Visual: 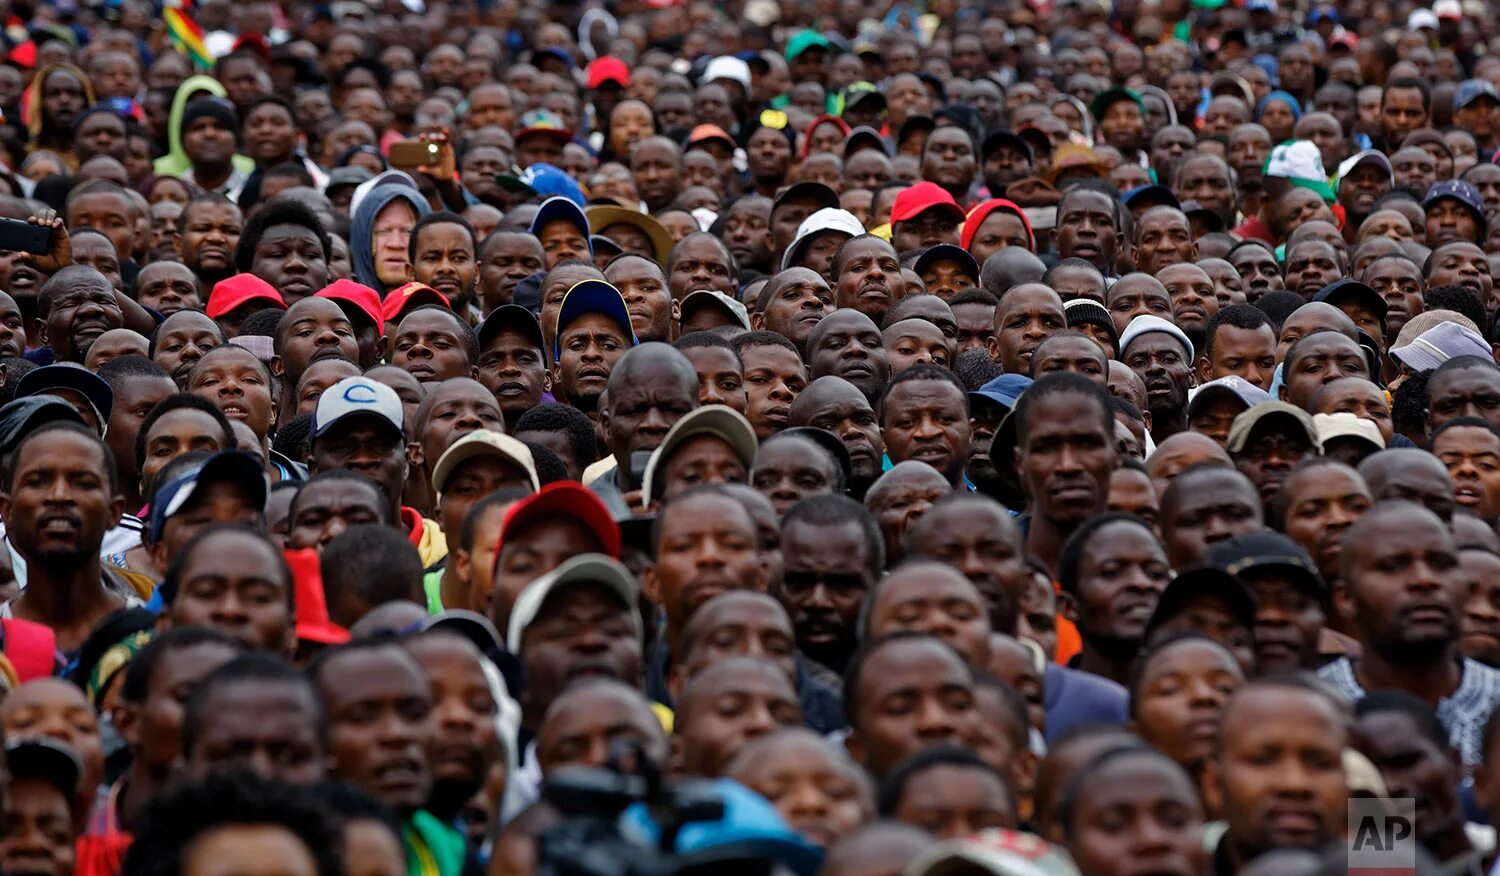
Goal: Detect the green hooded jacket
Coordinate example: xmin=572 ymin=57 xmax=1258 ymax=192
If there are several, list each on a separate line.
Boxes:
xmin=152 ymin=74 xmax=255 ymax=178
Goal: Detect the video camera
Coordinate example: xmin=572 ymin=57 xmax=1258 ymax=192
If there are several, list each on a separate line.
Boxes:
xmin=534 ymin=743 xmax=815 ymax=876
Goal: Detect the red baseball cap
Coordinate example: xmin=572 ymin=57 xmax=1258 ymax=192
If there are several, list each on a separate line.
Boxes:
xmin=382 ymin=282 xmax=450 ymax=324
xmin=961 ymin=198 xmax=1035 ymax=253
xmin=496 ymin=482 xmax=621 ymax=564
xmin=586 ymin=56 xmax=630 ymax=89
xmin=206 ymin=274 xmax=286 ymax=319
xmin=316 ymin=279 xmax=382 ymax=330
xmin=285 ymin=547 xmax=351 ymax=646
xmin=891 ymin=181 xmax=966 ymax=225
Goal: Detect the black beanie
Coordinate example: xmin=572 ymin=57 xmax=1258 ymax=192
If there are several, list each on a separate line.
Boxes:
xmin=180 ymin=96 xmax=239 ymax=141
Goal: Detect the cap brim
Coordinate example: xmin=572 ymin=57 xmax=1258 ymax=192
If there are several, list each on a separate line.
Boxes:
xmin=17 ymin=367 xmax=113 ymax=423
xmin=432 ymin=431 xmax=541 ymax=494
xmin=505 ymin=553 xmax=638 ymax=651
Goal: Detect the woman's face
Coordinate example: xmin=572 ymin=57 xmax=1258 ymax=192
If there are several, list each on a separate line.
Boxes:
xmin=148 ymin=178 xmax=192 ymax=206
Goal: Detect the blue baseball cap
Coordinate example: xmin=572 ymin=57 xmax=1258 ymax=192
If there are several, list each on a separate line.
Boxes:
xmin=622 ymin=779 xmax=821 ymax=876
xmin=508 ymin=164 xmax=586 ymax=206
xmin=149 ymin=450 xmax=267 ymax=544
xmin=970 ymin=374 xmax=1033 ymax=413
xmin=1457 ymin=79 xmax=1500 ymax=110
xmin=1423 ymin=179 xmax=1488 ymax=235
xmin=529 ymin=195 xmax=594 ymax=251
xmin=553 ymin=279 xmax=637 ymax=362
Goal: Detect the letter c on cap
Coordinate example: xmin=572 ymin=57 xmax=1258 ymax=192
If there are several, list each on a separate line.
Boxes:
xmin=343 ymin=383 xmax=378 ymax=405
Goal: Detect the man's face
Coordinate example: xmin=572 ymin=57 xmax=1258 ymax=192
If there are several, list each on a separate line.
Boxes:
xmin=1234 ymin=422 xmax=1316 ymax=506
xmin=1363 ymin=257 xmax=1422 ymax=340
xmin=411 ymin=223 xmax=477 ymax=306
xmin=392 ymin=310 xmax=473 ymax=384
xmin=477 ymin=329 xmax=548 ymax=422
xmin=1099 ymin=99 xmax=1145 ymax=152
xmin=68 ymin=193 xmax=134 ymax=264
xmin=43 ymin=274 xmax=124 ymax=365
xmin=554 ymin=314 xmax=630 ymax=409
xmin=251 ymin=224 xmax=329 ymax=305
xmin=677 ymin=661 xmax=801 ymax=777
xmin=1382 ymin=87 xmax=1428 ymax=144
xmin=779 ymin=518 xmax=873 ymax=666
xmin=1162 ymin=474 xmax=1262 ymax=568
xmin=155 ymin=311 xmax=223 ymax=389
xmin=168 ymin=530 xmax=290 ymax=653
xmin=669 ymin=236 xmax=736 ymax=301
xmin=1203 ymin=324 xmax=1277 ymax=390
xmin=520 ymin=582 xmax=641 ymax=717
xmin=1124 ymin=333 xmax=1193 ymax=421
xmin=991 ymin=286 xmax=1066 ymax=374
xmin=892 ymin=208 xmax=962 ymax=253
xmin=808 ymin=312 xmax=890 ymax=402
xmin=125 ymin=638 xmax=241 ymax=775
xmin=1426 ymin=198 xmax=1480 ymax=248
xmin=1073 ymin=519 xmax=1171 ymax=645
xmin=1336 ymin=163 xmax=1390 ymax=221
xmin=318 ymin=646 xmax=435 ymax=815
xmin=740 ymin=343 xmax=807 ymax=440
xmin=1428 ymin=243 xmax=1493 ymax=309
xmin=1158 ymin=264 xmax=1219 ymax=339
xmin=921 ymin=128 xmax=977 ymax=192
xmin=188 ymin=679 xmax=326 ymax=784
xmin=850 ymin=638 xmax=978 ymax=778
xmin=184 ymin=116 xmax=236 ymax=168
xmin=630 ymin=141 xmax=680 ymax=211
xmin=648 ymin=495 xmax=764 ymax=636
xmin=1056 ymin=191 xmax=1120 ymax=272
xmin=1176 ymin=157 xmax=1235 ymax=223
xmin=604 ymin=257 xmax=675 ymax=344
xmin=907 ymin=502 xmax=1028 ymax=635
xmin=1281 ymin=463 xmax=1372 ymax=588
xmin=179 ymin=202 xmax=243 ymax=282
xmin=983 ymin=144 xmax=1032 ymax=192
xmin=1356 ymin=709 xmax=1465 ymax=847
xmin=1391 ymin=148 xmax=1437 ymax=195
xmin=1283 ymin=241 xmax=1343 ymax=299
xmin=1017 ymin=393 xmax=1116 ymax=527
xmin=793 ymin=379 xmax=883 ymax=484
xmin=882 ymin=379 xmax=970 ymax=483
xmin=310 ymin=419 xmax=407 ymax=512
xmin=478 ymin=234 xmax=545 ymax=313
xmin=1428 ymin=365 xmax=1500 ymax=435
xmin=135 ymin=263 xmax=202 ymax=318
xmin=275 ymin=298 xmax=359 ymax=385
xmin=2 ymin=430 xmax=121 ymax=571
xmin=724 ymin=199 xmax=774 ymax=274
xmin=1283 ymin=332 xmax=1369 ymax=410
xmin=1228 ymin=245 xmax=1284 ymax=301
xmin=759 ymin=269 xmax=832 ymax=351
xmin=1218 ymin=688 xmax=1347 ymax=859
xmin=834 ymin=237 xmax=905 ymax=325
xmin=867 ymin=567 xmax=991 ymax=668
xmin=1134 ymin=210 xmax=1195 ymax=276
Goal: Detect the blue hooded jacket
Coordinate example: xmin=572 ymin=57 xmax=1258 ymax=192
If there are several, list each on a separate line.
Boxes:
xmin=350 ymin=178 xmax=432 ymax=294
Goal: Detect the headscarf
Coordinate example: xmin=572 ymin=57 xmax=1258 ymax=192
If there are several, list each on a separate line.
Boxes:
xmin=21 ymin=63 xmax=93 ymax=149
xmin=350 ymin=177 xmax=432 ymax=294
xmin=1255 ymin=90 xmax=1303 ymax=123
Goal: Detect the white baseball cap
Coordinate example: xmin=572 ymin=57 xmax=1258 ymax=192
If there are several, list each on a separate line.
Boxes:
xmin=781 ymin=207 xmax=866 ymax=270
xmin=313 ymin=376 xmax=404 ymax=438
xmin=704 ymin=56 xmax=752 ymax=93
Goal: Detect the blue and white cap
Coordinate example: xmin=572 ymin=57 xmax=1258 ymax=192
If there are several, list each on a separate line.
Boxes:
xmin=313 ymin=376 xmax=404 ymax=438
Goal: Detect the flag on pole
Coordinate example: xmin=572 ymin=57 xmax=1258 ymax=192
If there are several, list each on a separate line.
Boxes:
xmin=164 ymin=0 xmax=211 ymax=70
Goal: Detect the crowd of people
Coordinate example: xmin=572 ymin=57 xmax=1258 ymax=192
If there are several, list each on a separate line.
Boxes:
xmin=0 ymin=0 xmax=1495 ymax=873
